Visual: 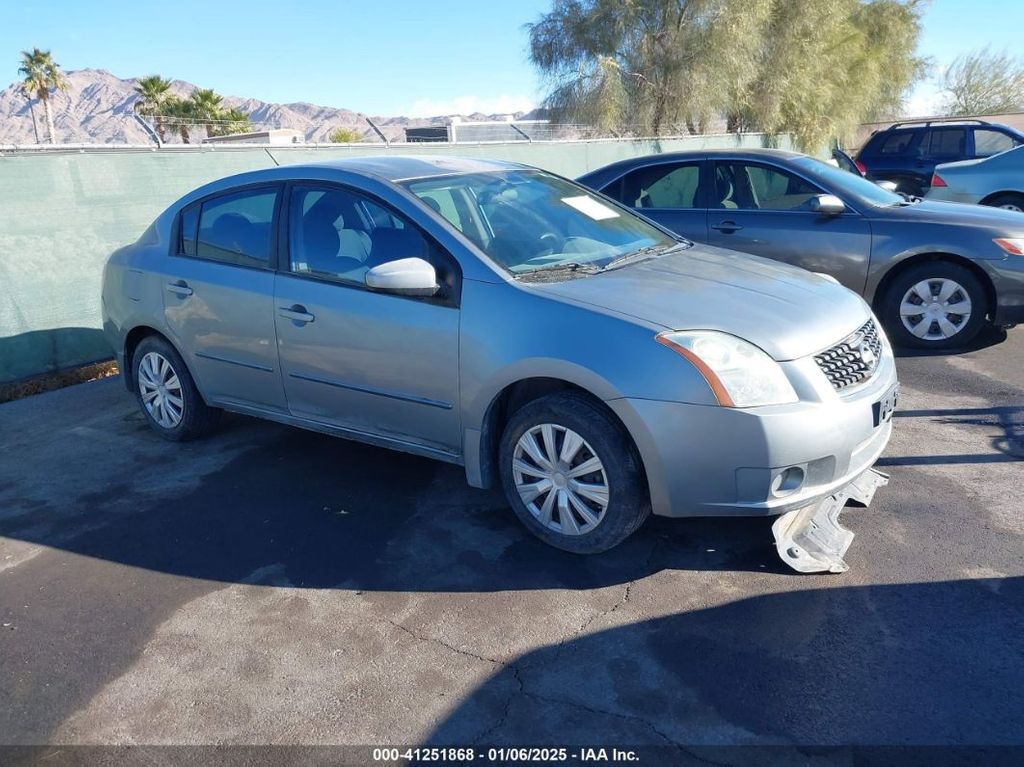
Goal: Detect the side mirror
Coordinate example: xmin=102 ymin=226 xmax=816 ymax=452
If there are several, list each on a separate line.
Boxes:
xmin=365 ymin=257 xmax=439 ymax=296
xmin=809 ymin=194 xmax=846 ymax=216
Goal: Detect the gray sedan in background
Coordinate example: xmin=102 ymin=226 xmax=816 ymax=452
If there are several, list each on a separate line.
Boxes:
xmin=926 ymin=144 xmax=1024 ymax=212
xmin=103 ymin=157 xmax=897 ymax=572
xmin=579 ymin=149 xmax=1024 ymax=349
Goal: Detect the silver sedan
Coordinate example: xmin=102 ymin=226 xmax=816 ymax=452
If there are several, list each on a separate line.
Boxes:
xmin=102 ymin=157 xmax=898 ymax=572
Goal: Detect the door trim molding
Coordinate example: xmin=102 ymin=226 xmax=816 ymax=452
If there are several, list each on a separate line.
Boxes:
xmin=195 ymin=351 xmax=275 ymax=373
xmin=288 ymin=371 xmax=453 ymax=410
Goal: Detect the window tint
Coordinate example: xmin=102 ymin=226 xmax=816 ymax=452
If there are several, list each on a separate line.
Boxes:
xmin=713 ymin=163 xmax=821 ymax=211
xmin=974 ymin=129 xmax=1017 ymax=157
xmin=613 ymin=163 xmax=702 ymax=208
xmin=288 ymin=185 xmax=439 ymax=291
xmin=179 ymin=203 xmax=199 ymax=256
xmin=922 ymin=128 xmax=966 ymax=158
xmin=195 ymin=188 xmax=277 ymax=268
xmin=876 ymin=131 xmax=915 ymax=155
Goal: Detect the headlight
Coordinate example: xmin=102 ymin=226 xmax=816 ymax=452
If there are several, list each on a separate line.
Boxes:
xmin=994 ymin=238 xmax=1024 ymax=256
xmin=656 ymin=331 xmax=798 ymax=407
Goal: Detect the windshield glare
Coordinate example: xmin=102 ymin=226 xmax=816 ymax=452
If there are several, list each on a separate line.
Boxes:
xmin=402 ymin=170 xmax=679 ymax=274
xmin=794 ymin=156 xmax=905 ymax=207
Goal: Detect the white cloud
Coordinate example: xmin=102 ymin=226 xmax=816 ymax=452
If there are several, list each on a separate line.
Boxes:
xmin=405 ymin=94 xmax=537 ymax=118
xmin=902 ymin=83 xmax=945 ymax=118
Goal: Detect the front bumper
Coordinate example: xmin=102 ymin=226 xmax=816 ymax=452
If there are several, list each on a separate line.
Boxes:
xmin=980 ymin=256 xmax=1024 ymax=327
xmin=608 ymin=350 xmax=898 ymax=519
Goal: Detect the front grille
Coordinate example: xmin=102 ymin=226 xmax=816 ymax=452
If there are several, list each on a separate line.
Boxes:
xmin=814 ymin=319 xmax=883 ymax=391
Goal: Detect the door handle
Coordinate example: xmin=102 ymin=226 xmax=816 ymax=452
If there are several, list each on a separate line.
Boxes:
xmin=278 ymin=305 xmax=315 ymax=324
xmin=711 ymin=221 xmax=743 ymax=233
xmin=166 ymin=281 xmax=193 ymax=297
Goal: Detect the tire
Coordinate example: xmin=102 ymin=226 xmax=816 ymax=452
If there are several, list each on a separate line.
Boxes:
xmin=984 ymin=193 xmax=1024 ymax=213
xmin=880 ymin=261 xmax=989 ymax=350
xmin=132 ymin=335 xmax=220 ymax=441
xmin=498 ymin=391 xmax=650 ymax=554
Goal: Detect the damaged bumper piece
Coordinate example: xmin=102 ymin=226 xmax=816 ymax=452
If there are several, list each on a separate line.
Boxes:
xmin=772 ymin=468 xmax=889 ymax=574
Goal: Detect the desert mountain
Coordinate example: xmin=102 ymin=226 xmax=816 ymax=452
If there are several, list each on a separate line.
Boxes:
xmin=0 ymin=68 xmax=535 ymax=145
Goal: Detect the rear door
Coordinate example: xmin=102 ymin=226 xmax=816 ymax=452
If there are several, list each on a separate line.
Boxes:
xmin=706 ymin=160 xmax=873 ymax=293
xmin=163 ymin=184 xmax=288 ymax=412
xmin=919 ymin=127 xmax=968 ymax=183
xmin=273 ymin=183 xmax=462 ymax=455
xmin=598 ymin=160 xmax=708 ymax=242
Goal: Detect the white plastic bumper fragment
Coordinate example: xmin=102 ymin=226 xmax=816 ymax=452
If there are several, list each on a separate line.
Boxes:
xmin=772 ymin=468 xmax=890 ymax=574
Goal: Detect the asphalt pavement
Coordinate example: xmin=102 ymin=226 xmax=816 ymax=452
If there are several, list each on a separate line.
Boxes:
xmin=1 ymin=326 xmax=1022 ymax=753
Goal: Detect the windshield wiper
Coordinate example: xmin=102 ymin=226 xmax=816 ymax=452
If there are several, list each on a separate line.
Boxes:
xmin=604 ymin=241 xmax=689 ymax=271
xmin=513 ymin=261 xmax=603 ymax=280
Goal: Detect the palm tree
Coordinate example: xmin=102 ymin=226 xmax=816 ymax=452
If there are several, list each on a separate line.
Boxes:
xmin=163 ymin=96 xmax=194 ymax=143
xmin=213 ymin=108 xmax=252 ymax=137
xmin=18 ymin=48 xmax=67 ymax=144
xmin=133 ymin=75 xmax=173 ymax=142
xmin=189 ymin=88 xmax=225 ymax=138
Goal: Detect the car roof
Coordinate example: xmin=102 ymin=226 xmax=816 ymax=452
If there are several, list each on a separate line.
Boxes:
xmin=576 ymin=148 xmax=806 ymax=181
xmin=284 ymin=155 xmax=528 ymax=182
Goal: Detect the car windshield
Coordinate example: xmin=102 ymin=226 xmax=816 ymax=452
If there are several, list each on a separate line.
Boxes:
xmin=401 ymin=169 xmax=681 ymax=276
xmin=793 ymin=155 xmax=905 ymax=207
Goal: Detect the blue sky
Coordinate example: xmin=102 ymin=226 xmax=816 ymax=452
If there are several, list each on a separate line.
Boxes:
xmin=3 ymin=0 xmax=1022 ymax=117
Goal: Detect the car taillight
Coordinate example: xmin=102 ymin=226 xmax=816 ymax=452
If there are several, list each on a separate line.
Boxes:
xmin=855 ymin=160 xmax=867 ymax=174
xmin=931 ymin=172 xmax=947 ymax=188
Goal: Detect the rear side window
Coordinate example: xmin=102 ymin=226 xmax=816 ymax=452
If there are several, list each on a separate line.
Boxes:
xmin=873 ymin=131 xmax=915 ymax=155
xmin=922 ymin=128 xmax=966 ymax=158
xmin=192 ymin=187 xmax=278 ymax=268
xmin=612 ymin=163 xmax=702 ymax=209
xmin=974 ymin=128 xmax=1018 ymax=157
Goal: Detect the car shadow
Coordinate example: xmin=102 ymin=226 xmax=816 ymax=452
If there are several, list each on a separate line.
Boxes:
xmin=0 ymin=416 xmax=792 ymax=593
xmin=421 ymin=576 xmax=1024 ymax=747
xmin=879 ymin=404 xmax=1024 ymax=466
xmin=894 ymin=323 xmax=1007 ymax=358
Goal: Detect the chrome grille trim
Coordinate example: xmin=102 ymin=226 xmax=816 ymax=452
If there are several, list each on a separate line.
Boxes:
xmin=814 ymin=319 xmax=883 ymax=391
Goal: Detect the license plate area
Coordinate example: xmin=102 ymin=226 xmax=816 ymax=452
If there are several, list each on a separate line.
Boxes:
xmin=872 ymin=382 xmax=899 ymax=427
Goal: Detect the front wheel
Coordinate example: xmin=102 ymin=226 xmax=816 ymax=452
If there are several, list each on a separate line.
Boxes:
xmin=499 ymin=392 xmax=650 ymax=554
xmin=880 ymin=262 xmax=988 ymax=350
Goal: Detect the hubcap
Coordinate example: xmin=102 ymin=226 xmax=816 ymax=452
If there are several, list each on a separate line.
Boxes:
xmin=138 ymin=351 xmax=184 ymax=428
xmin=512 ymin=423 xmax=609 ymax=536
xmin=899 ymin=278 xmax=972 ymax=341
xmin=999 ymin=203 xmax=1023 ymax=212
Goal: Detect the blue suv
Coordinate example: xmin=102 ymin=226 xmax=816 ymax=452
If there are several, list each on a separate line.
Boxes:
xmin=856 ymin=119 xmax=1024 ymax=197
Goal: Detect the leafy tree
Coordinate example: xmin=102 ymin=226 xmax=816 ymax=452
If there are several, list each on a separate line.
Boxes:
xmin=528 ymin=0 xmax=926 ymax=150
xmin=18 ymin=48 xmax=67 ymax=144
xmin=941 ymin=48 xmax=1024 ymax=116
xmin=210 ymin=108 xmax=253 ymax=137
xmin=329 ymin=126 xmax=363 ymax=143
xmin=133 ymin=75 xmax=174 ymax=142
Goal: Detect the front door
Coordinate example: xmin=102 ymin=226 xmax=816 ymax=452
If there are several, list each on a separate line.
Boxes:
xmin=706 ymin=161 xmax=873 ymax=294
xmin=273 ymin=183 xmax=461 ymax=454
xmin=162 ymin=184 xmax=287 ymax=412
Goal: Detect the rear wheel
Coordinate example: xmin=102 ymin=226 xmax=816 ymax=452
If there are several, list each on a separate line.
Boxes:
xmin=984 ymin=193 xmax=1024 ymax=213
xmin=499 ymin=392 xmax=650 ymax=554
xmin=133 ymin=335 xmax=220 ymax=441
xmin=881 ymin=262 xmax=988 ymax=350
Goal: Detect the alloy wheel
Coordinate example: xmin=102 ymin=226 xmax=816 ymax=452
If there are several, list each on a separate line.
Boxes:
xmin=998 ymin=202 xmax=1023 ymax=212
xmin=512 ymin=423 xmax=609 ymax=535
xmin=138 ymin=351 xmax=184 ymax=429
xmin=899 ymin=278 xmax=972 ymax=341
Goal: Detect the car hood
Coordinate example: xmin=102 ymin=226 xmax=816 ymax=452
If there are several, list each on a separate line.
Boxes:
xmin=872 ymin=199 xmax=1024 ymax=230
xmin=530 ymin=245 xmax=871 ymax=361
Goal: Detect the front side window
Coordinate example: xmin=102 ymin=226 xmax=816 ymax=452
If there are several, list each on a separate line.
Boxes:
xmin=974 ymin=128 xmax=1017 ymax=158
xmin=288 ymin=185 xmax=454 ymax=297
xmin=610 ymin=163 xmax=702 ymax=209
xmin=402 ymin=170 xmax=679 ymax=275
xmin=193 ymin=188 xmax=277 ymax=268
xmin=713 ymin=163 xmax=821 ymax=211
xmin=922 ymin=128 xmax=966 ymax=158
